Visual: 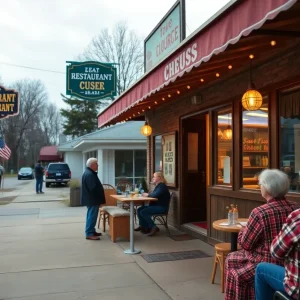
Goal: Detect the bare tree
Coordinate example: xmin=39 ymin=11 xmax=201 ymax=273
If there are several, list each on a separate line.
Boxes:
xmin=80 ymin=21 xmax=144 ymax=95
xmin=0 ymin=79 xmax=58 ymax=171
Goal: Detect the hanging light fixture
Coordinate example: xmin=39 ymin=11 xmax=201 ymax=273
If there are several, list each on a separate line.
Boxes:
xmin=242 ymin=56 xmax=263 ymax=111
xmin=223 ymin=113 xmax=232 ymax=139
xmin=140 ymin=121 xmax=152 ymax=136
xmin=217 ymin=127 xmax=223 ymax=138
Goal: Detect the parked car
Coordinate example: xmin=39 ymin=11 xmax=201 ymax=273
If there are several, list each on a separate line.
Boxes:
xmin=45 ymin=162 xmax=71 ymax=187
xmin=18 ymin=167 xmax=34 ymax=180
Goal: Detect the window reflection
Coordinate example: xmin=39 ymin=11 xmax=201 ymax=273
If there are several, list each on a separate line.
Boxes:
xmin=242 ymin=98 xmax=269 ymax=189
xmin=279 ymin=89 xmax=300 ymax=193
xmin=217 ymin=108 xmax=232 ymax=186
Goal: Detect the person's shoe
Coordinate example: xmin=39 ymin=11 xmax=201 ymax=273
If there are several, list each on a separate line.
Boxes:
xmin=141 ymin=228 xmax=151 ymax=234
xmin=40 ymin=191 xmax=44 ymax=194
xmin=134 ymin=226 xmax=144 ymax=231
xmin=93 ymin=232 xmax=102 ymax=236
xmin=147 ymin=227 xmax=160 ymax=236
xmin=36 ymin=192 xmax=39 ymax=194
xmin=86 ymin=235 xmax=100 ymax=240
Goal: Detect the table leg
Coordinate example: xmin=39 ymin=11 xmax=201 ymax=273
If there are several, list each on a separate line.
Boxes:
xmin=124 ymin=200 xmax=141 ymax=255
xmin=231 ymin=232 xmax=238 ymax=251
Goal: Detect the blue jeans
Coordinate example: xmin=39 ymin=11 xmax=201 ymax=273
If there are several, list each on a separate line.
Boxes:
xmin=36 ymin=176 xmax=43 ymax=193
xmin=137 ymin=205 xmax=166 ymax=229
xmin=255 ymin=262 xmax=287 ymax=300
xmin=85 ymin=205 xmax=99 ymax=237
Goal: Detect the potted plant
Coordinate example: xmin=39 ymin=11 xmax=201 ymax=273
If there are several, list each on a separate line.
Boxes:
xmin=68 ymin=179 xmax=81 ymax=207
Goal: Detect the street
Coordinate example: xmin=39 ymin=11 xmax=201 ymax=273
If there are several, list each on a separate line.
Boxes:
xmin=1 ymin=176 xmax=32 ymax=190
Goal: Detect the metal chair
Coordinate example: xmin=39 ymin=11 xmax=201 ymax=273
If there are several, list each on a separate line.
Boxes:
xmin=152 ymin=191 xmax=173 ymax=235
xmin=273 ymin=291 xmax=295 ymax=300
xmin=274 ymin=290 xmax=299 ymax=300
xmin=97 ymin=184 xmax=117 ymax=232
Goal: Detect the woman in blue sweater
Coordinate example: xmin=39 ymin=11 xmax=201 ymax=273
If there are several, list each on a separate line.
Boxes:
xmin=135 ymin=172 xmax=170 ymax=236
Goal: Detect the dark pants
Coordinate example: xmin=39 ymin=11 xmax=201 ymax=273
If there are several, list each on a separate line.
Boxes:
xmin=85 ymin=205 xmax=99 ymax=237
xmin=36 ymin=176 xmax=43 ymax=193
xmin=137 ymin=205 xmax=166 ymax=229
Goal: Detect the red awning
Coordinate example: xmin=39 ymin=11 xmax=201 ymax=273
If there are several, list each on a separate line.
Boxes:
xmin=98 ymin=0 xmax=297 ymax=128
xmin=39 ymin=146 xmax=63 ymax=161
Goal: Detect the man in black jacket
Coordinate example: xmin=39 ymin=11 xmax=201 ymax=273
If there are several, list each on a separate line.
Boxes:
xmin=81 ymin=158 xmax=106 ymax=240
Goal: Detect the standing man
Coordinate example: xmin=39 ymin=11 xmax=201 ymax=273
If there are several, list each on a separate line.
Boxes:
xmin=81 ymin=157 xmax=106 ymax=240
xmin=35 ymin=161 xmax=44 ymax=194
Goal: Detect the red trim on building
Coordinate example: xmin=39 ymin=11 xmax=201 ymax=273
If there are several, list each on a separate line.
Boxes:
xmin=39 ymin=146 xmax=63 ymax=162
xmin=98 ymin=0 xmax=297 ymax=128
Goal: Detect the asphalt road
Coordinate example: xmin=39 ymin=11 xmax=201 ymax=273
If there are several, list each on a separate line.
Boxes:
xmin=1 ymin=176 xmax=33 ymax=190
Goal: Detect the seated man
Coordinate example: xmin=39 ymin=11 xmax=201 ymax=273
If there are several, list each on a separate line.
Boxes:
xmin=134 ymin=172 xmax=170 ymax=236
xmin=255 ymin=208 xmax=300 ymax=300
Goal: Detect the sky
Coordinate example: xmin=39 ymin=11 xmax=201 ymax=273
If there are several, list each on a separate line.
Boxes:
xmin=0 ymin=0 xmax=231 ymax=109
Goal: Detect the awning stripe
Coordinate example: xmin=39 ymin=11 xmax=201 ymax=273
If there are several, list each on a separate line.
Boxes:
xmin=98 ymin=0 xmax=297 ymax=128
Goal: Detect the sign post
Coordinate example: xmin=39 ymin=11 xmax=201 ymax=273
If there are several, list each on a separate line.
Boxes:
xmin=66 ymin=61 xmax=117 ymax=101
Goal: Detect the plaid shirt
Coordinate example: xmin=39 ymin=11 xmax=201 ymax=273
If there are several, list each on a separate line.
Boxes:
xmin=225 ymin=198 xmax=300 ymax=300
xmin=271 ymin=208 xmax=300 ymax=300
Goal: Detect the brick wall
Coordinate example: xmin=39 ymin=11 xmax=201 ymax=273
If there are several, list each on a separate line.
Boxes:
xmin=147 ymin=44 xmax=300 ymax=229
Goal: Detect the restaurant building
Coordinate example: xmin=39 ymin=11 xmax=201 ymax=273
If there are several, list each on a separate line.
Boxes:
xmin=97 ymin=0 xmax=300 ymax=244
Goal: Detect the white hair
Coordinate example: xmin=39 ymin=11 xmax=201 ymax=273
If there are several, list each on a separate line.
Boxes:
xmin=258 ymin=169 xmax=290 ymax=198
xmin=86 ymin=157 xmax=98 ymax=168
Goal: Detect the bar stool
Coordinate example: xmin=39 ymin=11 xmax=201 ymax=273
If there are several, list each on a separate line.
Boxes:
xmin=211 ymin=242 xmax=231 ymax=293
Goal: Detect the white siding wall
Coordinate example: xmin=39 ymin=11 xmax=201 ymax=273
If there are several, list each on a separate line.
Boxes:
xmin=64 ymin=152 xmax=83 ymax=179
xmin=100 ymin=150 xmax=115 ymax=186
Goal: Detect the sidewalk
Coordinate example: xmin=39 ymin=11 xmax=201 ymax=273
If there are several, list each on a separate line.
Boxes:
xmin=0 ymin=182 xmax=224 ymax=300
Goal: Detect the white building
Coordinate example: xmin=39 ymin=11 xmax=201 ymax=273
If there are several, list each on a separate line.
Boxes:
xmin=58 ymin=121 xmax=147 ymax=186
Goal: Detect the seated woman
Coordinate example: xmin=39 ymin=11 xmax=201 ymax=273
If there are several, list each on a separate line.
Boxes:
xmin=224 ymin=169 xmax=300 ymax=300
xmin=134 ymin=172 xmax=170 ymax=236
xmin=255 ymin=208 xmax=300 ymax=300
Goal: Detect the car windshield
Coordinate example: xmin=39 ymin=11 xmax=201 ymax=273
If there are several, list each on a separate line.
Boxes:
xmin=20 ymin=168 xmax=32 ymax=172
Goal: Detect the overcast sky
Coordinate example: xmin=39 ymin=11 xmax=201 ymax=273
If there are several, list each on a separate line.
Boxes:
xmin=0 ymin=0 xmax=230 ymax=108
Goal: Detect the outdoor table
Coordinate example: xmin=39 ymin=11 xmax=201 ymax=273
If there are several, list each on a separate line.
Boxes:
xmin=111 ymin=194 xmax=157 ymax=255
xmin=212 ymin=218 xmax=248 ymax=251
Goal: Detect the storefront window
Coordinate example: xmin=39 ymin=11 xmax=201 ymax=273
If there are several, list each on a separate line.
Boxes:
xmin=115 ymin=150 xmax=146 ymax=185
xmin=217 ymin=108 xmax=233 ymax=186
xmin=154 ymin=135 xmax=162 ymax=172
xmin=279 ymin=89 xmax=300 ymax=193
xmin=242 ymin=98 xmax=269 ymax=189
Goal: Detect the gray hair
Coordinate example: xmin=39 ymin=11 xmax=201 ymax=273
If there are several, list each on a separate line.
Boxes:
xmin=86 ymin=157 xmax=98 ymax=168
xmin=258 ymin=169 xmax=290 ymax=198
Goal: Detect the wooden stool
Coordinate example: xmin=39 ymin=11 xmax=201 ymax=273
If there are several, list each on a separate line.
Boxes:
xmin=211 ymin=242 xmax=231 ymax=293
xmin=105 ymin=207 xmax=130 ymax=243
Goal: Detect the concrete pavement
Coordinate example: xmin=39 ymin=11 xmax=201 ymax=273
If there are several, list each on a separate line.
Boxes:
xmin=0 ymin=181 xmax=224 ymax=300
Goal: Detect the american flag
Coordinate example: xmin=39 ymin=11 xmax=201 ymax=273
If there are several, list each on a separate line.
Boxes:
xmin=0 ymin=137 xmax=11 ymax=160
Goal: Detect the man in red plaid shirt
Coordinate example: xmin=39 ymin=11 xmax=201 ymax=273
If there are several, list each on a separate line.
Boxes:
xmin=255 ymin=208 xmax=300 ymax=299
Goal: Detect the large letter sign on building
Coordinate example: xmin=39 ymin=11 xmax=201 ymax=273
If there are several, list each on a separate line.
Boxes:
xmin=0 ymin=86 xmax=19 ymax=119
xmin=66 ymin=61 xmax=117 ymax=101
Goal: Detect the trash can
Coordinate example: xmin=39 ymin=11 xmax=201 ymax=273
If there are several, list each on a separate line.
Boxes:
xmin=70 ymin=187 xmax=81 ymax=207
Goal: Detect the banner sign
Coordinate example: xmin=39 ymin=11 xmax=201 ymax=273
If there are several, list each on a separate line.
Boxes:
xmin=0 ymin=85 xmax=19 ymax=119
xmin=66 ymin=61 xmax=117 ymax=100
xmin=144 ymin=0 xmax=186 ymax=72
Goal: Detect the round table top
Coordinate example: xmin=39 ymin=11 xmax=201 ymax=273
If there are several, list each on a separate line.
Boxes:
xmin=212 ymin=218 xmax=249 ymax=233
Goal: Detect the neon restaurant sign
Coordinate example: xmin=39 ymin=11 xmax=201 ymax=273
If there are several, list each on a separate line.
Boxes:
xmin=66 ymin=61 xmax=117 ymax=101
xmin=0 ymin=85 xmax=19 ymax=119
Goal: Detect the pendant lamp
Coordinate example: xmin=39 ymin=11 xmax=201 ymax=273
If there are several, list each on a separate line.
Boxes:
xmin=223 ymin=114 xmax=232 ymax=139
xmin=241 ymin=59 xmax=263 ymax=111
xmin=140 ymin=121 xmax=152 ymax=136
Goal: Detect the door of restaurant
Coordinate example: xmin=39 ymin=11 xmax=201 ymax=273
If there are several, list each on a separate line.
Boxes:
xmin=182 ymin=116 xmax=207 ymax=224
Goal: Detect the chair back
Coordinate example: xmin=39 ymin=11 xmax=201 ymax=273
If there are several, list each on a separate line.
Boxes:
xmin=103 ymin=184 xmax=117 ymax=206
xmin=116 ymin=180 xmax=133 ymax=192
